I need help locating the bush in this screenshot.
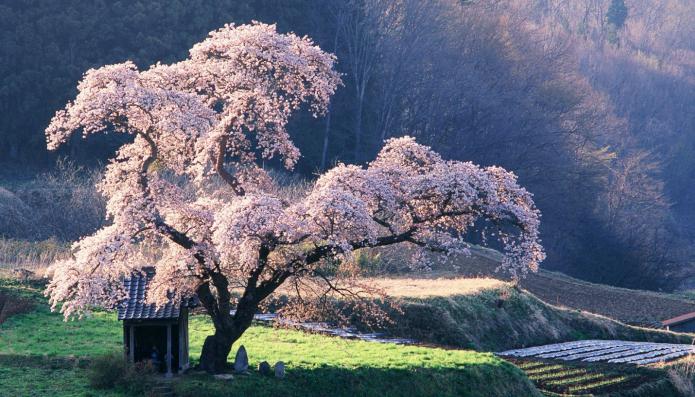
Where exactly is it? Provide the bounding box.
[121,361,157,396]
[0,292,35,324]
[87,352,126,389]
[0,159,105,242]
[15,159,105,241]
[0,187,34,239]
[87,353,157,395]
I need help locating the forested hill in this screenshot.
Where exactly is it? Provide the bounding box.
[1,0,693,291]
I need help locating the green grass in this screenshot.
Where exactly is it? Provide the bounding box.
[529,368,587,381]
[0,280,541,397]
[177,320,540,397]
[0,355,122,397]
[0,309,121,357]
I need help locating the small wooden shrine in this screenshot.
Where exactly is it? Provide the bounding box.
[118,268,191,376]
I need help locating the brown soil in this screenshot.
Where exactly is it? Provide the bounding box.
[519,272,695,326]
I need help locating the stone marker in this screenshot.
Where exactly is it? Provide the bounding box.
[274,361,285,378]
[213,373,235,381]
[234,345,249,373]
[258,361,272,376]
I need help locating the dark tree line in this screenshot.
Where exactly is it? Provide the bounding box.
[1,0,693,290]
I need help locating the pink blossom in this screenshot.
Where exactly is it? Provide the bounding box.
[44,24,543,332]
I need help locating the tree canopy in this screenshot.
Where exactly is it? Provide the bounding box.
[44,22,544,373]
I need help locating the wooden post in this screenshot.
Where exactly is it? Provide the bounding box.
[128,324,135,363]
[166,323,173,377]
[123,324,127,362]
[184,314,189,368]
[178,319,184,372]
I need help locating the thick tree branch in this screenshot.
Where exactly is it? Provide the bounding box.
[214,134,246,196]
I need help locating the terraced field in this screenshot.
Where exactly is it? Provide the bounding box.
[509,358,673,396]
[499,340,695,365]
[518,272,695,326]
[441,247,695,326]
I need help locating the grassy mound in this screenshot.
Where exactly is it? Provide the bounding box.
[385,286,694,351]
[0,279,541,397]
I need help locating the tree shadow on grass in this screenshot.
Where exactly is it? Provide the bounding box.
[174,364,540,397]
[0,353,541,396]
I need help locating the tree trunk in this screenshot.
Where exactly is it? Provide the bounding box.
[196,280,260,374]
[320,28,340,171]
[354,86,364,163]
[320,106,332,171]
[199,331,237,373]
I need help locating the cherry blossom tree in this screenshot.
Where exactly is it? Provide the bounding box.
[44,22,544,373]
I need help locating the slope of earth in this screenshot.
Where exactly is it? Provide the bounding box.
[432,247,695,326]
[521,272,695,327]
[381,285,694,352]
[0,278,541,397]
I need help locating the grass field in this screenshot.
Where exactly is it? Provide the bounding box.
[0,279,541,397]
[2,247,695,396]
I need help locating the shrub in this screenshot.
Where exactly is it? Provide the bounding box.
[0,292,35,324]
[15,159,105,241]
[121,361,157,396]
[87,353,157,395]
[87,352,126,389]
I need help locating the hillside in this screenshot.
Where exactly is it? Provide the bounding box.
[381,284,694,352]
[435,247,695,326]
[521,272,695,327]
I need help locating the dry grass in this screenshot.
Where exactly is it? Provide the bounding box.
[270,273,507,300]
[369,277,506,297]
[0,238,69,275]
[666,354,695,396]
